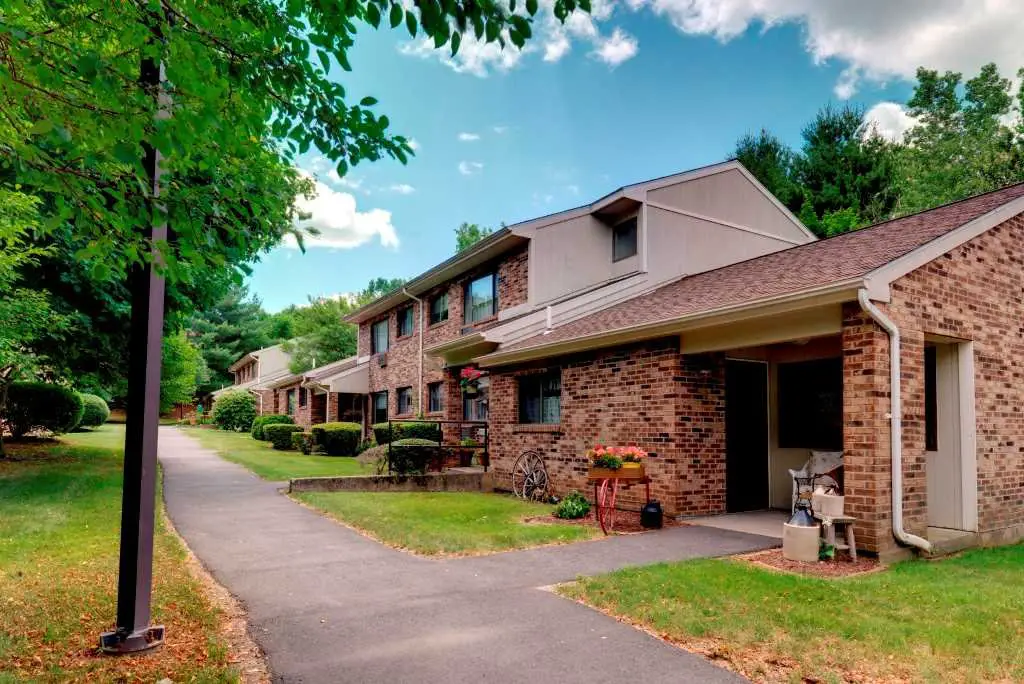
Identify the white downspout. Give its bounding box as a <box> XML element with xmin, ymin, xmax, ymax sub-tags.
<box><xmin>402</xmin><ymin>288</ymin><xmax>425</xmax><ymax>415</ymax></box>
<box><xmin>857</xmin><ymin>289</ymin><xmax>933</xmax><ymax>553</ymax></box>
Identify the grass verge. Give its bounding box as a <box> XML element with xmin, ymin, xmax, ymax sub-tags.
<box><xmin>181</xmin><ymin>427</ymin><xmax>369</xmax><ymax>480</ymax></box>
<box><xmin>292</xmin><ymin>491</ymin><xmax>601</xmax><ymax>556</ymax></box>
<box><xmin>0</xmin><ymin>424</ymin><xmax>239</xmax><ymax>682</ymax></box>
<box><xmin>560</xmin><ymin>546</ymin><xmax>1024</xmax><ymax>682</ymax></box>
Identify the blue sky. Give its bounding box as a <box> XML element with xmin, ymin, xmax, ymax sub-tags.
<box><xmin>247</xmin><ymin>2</ymin><xmax>1021</xmax><ymax>311</ymax></box>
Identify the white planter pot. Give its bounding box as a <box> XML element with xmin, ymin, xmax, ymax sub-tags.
<box><xmin>782</xmin><ymin>523</ymin><xmax>820</xmax><ymax>562</ymax></box>
<box><xmin>813</xmin><ymin>493</ymin><xmax>845</xmax><ymax>518</ymax></box>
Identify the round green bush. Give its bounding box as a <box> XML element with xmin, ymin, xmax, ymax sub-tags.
<box><xmin>212</xmin><ymin>391</ymin><xmax>257</xmax><ymax>432</ymax></box>
<box><xmin>310</xmin><ymin>422</ymin><xmax>362</xmax><ymax>456</ymax></box>
<box><xmin>77</xmin><ymin>393</ymin><xmax>110</xmax><ymax>428</ymax></box>
<box><xmin>291</xmin><ymin>431</ymin><xmax>314</xmax><ymax>454</ymax></box>
<box><xmin>264</xmin><ymin>423</ymin><xmax>303</xmax><ymax>450</ymax></box>
<box><xmin>5</xmin><ymin>382</ymin><xmax>84</xmax><ymax>437</ymax></box>
<box><xmin>554</xmin><ymin>491</ymin><xmax>591</xmax><ymax>520</ymax></box>
<box><xmin>251</xmin><ymin>414</ymin><xmax>293</xmax><ymax>440</ymax></box>
<box><xmin>371</xmin><ymin>421</ymin><xmax>442</xmax><ymax>444</ymax></box>
<box><xmin>388</xmin><ymin>438</ymin><xmax>442</xmax><ymax>475</ymax></box>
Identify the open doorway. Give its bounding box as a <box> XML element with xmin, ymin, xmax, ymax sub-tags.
<box><xmin>725</xmin><ymin>359</ymin><xmax>770</xmax><ymax>512</ymax></box>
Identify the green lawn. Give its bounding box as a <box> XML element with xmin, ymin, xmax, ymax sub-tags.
<box><xmin>293</xmin><ymin>491</ymin><xmax>601</xmax><ymax>555</ymax></box>
<box><xmin>561</xmin><ymin>546</ymin><xmax>1024</xmax><ymax>683</ymax></box>
<box><xmin>182</xmin><ymin>426</ymin><xmax>370</xmax><ymax>480</ymax></box>
<box><xmin>0</xmin><ymin>424</ymin><xmax>235</xmax><ymax>682</ymax></box>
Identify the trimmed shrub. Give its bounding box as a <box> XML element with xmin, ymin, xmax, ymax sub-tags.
<box><xmin>251</xmin><ymin>414</ymin><xmax>293</xmax><ymax>440</ymax></box>
<box><xmin>371</xmin><ymin>421</ymin><xmax>441</xmax><ymax>444</ymax></box>
<box><xmin>310</xmin><ymin>422</ymin><xmax>361</xmax><ymax>456</ymax></box>
<box><xmin>291</xmin><ymin>431</ymin><xmax>314</xmax><ymax>454</ymax></box>
<box><xmin>5</xmin><ymin>382</ymin><xmax>84</xmax><ymax>437</ymax></box>
<box><xmin>77</xmin><ymin>393</ymin><xmax>110</xmax><ymax>428</ymax></box>
<box><xmin>389</xmin><ymin>438</ymin><xmax>443</xmax><ymax>475</ymax></box>
<box><xmin>212</xmin><ymin>391</ymin><xmax>257</xmax><ymax>431</ymax></box>
<box><xmin>265</xmin><ymin>423</ymin><xmax>303</xmax><ymax>450</ymax></box>
<box><xmin>554</xmin><ymin>491</ymin><xmax>591</xmax><ymax>520</ymax></box>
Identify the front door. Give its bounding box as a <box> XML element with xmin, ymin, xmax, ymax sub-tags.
<box><xmin>926</xmin><ymin>344</ymin><xmax>964</xmax><ymax>529</ymax></box>
<box><xmin>726</xmin><ymin>359</ymin><xmax>770</xmax><ymax>512</ymax></box>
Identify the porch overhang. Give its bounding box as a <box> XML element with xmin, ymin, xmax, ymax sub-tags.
<box><xmin>477</xmin><ymin>279</ymin><xmax>864</xmax><ymax>368</ymax></box>
<box><xmin>424</xmin><ymin>332</ymin><xmax>499</xmax><ymax>366</ymax></box>
<box><xmin>323</xmin><ymin>362</ymin><xmax>370</xmax><ymax>394</ymax></box>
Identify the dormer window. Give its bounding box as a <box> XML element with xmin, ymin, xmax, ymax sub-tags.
<box><xmin>613</xmin><ymin>216</ymin><xmax>638</xmax><ymax>262</ymax></box>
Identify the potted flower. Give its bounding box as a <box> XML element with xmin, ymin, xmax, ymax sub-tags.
<box><xmin>587</xmin><ymin>445</ymin><xmax>623</xmax><ymax>479</ymax></box>
<box><xmin>460</xmin><ymin>367</ymin><xmax>484</xmax><ymax>395</ymax></box>
<box><xmin>587</xmin><ymin>445</ymin><xmax>647</xmax><ymax>479</ymax></box>
<box><xmin>619</xmin><ymin>446</ymin><xmax>647</xmax><ymax>476</ymax></box>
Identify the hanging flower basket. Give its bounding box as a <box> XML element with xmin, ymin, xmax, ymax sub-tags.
<box><xmin>460</xmin><ymin>367</ymin><xmax>484</xmax><ymax>394</ymax></box>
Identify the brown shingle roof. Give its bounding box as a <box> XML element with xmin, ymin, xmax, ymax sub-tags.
<box><xmin>498</xmin><ymin>182</ymin><xmax>1024</xmax><ymax>355</ymax></box>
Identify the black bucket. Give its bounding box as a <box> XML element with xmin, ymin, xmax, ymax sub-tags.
<box><xmin>640</xmin><ymin>500</ymin><xmax>663</xmax><ymax>529</ymax></box>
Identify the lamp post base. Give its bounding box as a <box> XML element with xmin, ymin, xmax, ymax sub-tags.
<box><xmin>99</xmin><ymin>625</ymin><xmax>165</xmax><ymax>654</ymax></box>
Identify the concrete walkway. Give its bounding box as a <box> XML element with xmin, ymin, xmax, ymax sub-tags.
<box><xmin>160</xmin><ymin>428</ymin><xmax>778</xmax><ymax>683</ymax></box>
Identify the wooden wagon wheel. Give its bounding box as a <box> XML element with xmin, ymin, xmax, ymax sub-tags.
<box><xmin>512</xmin><ymin>450</ymin><xmax>549</xmax><ymax>501</ymax></box>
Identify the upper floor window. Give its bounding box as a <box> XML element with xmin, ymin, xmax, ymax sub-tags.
<box><xmin>428</xmin><ymin>382</ymin><xmax>444</xmax><ymax>413</ymax></box>
<box><xmin>464</xmin><ymin>273</ymin><xmax>497</xmax><ymax>324</ymax></box>
<box><xmin>518</xmin><ymin>371</ymin><xmax>561</xmax><ymax>424</ymax></box>
<box><xmin>429</xmin><ymin>293</ymin><xmax>449</xmax><ymax>325</ymax></box>
<box><xmin>397</xmin><ymin>386</ymin><xmax>413</xmax><ymax>415</ymax></box>
<box><xmin>397</xmin><ymin>305</ymin><xmax>414</xmax><ymax>338</ymax></box>
<box><xmin>613</xmin><ymin>216</ymin><xmax>638</xmax><ymax>262</ymax></box>
<box><xmin>371</xmin><ymin>319</ymin><xmax>389</xmax><ymax>354</ymax></box>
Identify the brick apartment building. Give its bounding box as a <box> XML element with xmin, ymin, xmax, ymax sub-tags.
<box><xmin>230</xmin><ymin>160</ymin><xmax>1024</xmax><ymax>560</ymax></box>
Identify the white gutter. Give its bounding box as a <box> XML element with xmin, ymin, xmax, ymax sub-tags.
<box><xmin>403</xmin><ymin>287</ymin><xmax>425</xmax><ymax>415</ymax></box>
<box><xmin>857</xmin><ymin>289</ymin><xmax>933</xmax><ymax>553</ymax></box>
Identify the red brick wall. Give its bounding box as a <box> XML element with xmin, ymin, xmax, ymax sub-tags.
<box><xmin>844</xmin><ymin>213</ymin><xmax>1024</xmax><ymax>556</ymax></box>
<box><xmin>360</xmin><ymin>244</ymin><xmax>529</xmax><ymax>422</ymax></box>
<box><xmin>274</xmin><ymin>382</ymin><xmax>313</xmax><ymax>429</ymax></box>
<box><xmin>486</xmin><ymin>339</ymin><xmax>726</xmax><ymax>516</ymax></box>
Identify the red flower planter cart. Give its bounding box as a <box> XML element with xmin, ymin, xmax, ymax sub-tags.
<box><xmin>586</xmin><ymin>446</ymin><xmax>651</xmax><ymax>534</ymax></box>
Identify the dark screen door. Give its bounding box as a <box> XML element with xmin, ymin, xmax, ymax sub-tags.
<box><xmin>725</xmin><ymin>360</ymin><xmax>770</xmax><ymax>512</ymax></box>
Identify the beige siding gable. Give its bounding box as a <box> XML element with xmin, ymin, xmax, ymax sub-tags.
<box><xmin>646</xmin><ymin>167</ymin><xmax>812</xmax><ymax>245</ymax></box>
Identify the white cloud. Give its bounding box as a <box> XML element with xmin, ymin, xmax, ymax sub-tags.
<box><xmin>492</xmin><ymin>125</ymin><xmax>509</xmax><ymax>134</ymax></box>
<box><xmin>639</xmin><ymin>1</ymin><xmax>1024</xmax><ymax>98</ymax></box>
<box><xmin>400</xmin><ymin>0</ymin><xmax>633</xmax><ymax>73</ymax></box>
<box><xmin>388</xmin><ymin>183</ymin><xmax>416</xmax><ymax>194</ymax></box>
<box><xmin>400</xmin><ymin>31</ymin><xmax>531</xmax><ymax>77</ymax></box>
<box><xmin>408</xmin><ymin>138</ymin><xmax>421</xmax><ymax>151</ymax></box>
<box><xmin>326</xmin><ymin>169</ymin><xmax>367</xmax><ymax>193</ymax></box>
<box><xmin>458</xmin><ymin>161</ymin><xmax>484</xmax><ymax>176</ymax></box>
<box><xmin>591</xmin><ymin>28</ymin><xmax>638</xmax><ymax>67</ymax></box>
<box><xmin>566</xmin><ymin>184</ymin><xmax>580</xmax><ymax>195</ymax></box>
<box><xmin>458</xmin><ymin>132</ymin><xmax>481</xmax><ymax>141</ymax></box>
<box><xmin>543</xmin><ymin>30</ymin><xmax>572</xmax><ymax>62</ymax></box>
<box><xmin>290</xmin><ymin>174</ymin><xmax>398</xmax><ymax>250</ymax></box>
<box><xmin>863</xmin><ymin>102</ymin><xmax>919</xmax><ymax>142</ymax></box>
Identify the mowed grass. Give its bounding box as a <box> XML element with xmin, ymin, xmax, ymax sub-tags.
<box><xmin>293</xmin><ymin>491</ymin><xmax>600</xmax><ymax>555</ymax></box>
<box><xmin>182</xmin><ymin>426</ymin><xmax>370</xmax><ymax>480</ymax></box>
<box><xmin>560</xmin><ymin>546</ymin><xmax>1024</xmax><ymax>683</ymax></box>
<box><xmin>0</xmin><ymin>424</ymin><xmax>235</xmax><ymax>682</ymax></box>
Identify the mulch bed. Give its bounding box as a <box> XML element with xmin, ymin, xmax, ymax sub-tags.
<box><xmin>738</xmin><ymin>548</ymin><xmax>882</xmax><ymax>578</ymax></box>
<box><xmin>523</xmin><ymin>511</ymin><xmax>684</xmax><ymax>534</ymax></box>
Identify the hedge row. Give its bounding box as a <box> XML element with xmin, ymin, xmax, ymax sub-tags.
<box><xmin>310</xmin><ymin>422</ymin><xmax>361</xmax><ymax>456</ymax></box>
<box><xmin>251</xmin><ymin>414</ymin><xmax>293</xmax><ymax>440</ymax></box>
<box><xmin>264</xmin><ymin>423</ymin><xmax>303</xmax><ymax>450</ymax></box>
<box><xmin>371</xmin><ymin>421</ymin><xmax>441</xmax><ymax>445</ymax></box>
